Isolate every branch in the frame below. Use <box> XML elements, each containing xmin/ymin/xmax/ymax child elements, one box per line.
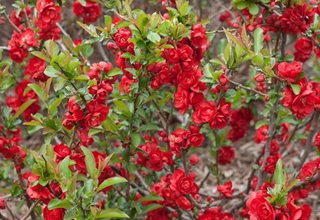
<box><xmin>256</xmin><ymin>80</ymin><xmax>280</xmax><ymax>189</ymax></box>
<box><xmin>297</xmin><ymin>112</ymin><xmax>319</xmax><ymax>170</ymax></box>
<box><xmin>227</xmin><ymin>78</ymin><xmax>267</xmax><ymax>97</ymax></box>
<box><xmin>21</xmin><ymin>202</ymin><xmax>38</xmax><ymax>220</ymax></box>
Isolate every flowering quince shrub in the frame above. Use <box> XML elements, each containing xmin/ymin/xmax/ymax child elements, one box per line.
<box><xmin>0</xmin><ymin>0</ymin><xmax>320</xmax><ymax>219</ymax></box>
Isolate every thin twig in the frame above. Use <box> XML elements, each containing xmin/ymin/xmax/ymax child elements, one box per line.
<box><xmin>21</xmin><ymin>202</ymin><xmax>38</xmax><ymax>220</ymax></box>
<box><xmin>297</xmin><ymin>112</ymin><xmax>319</xmax><ymax>170</ymax></box>
<box><xmin>227</xmin><ymin>78</ymin><xmax>267</xmax><ymax>97</ymax></box>
<box><xmin>4</xmin><ymin>12</ymin><xmax>21</xmax><ymax>33</ymax></box>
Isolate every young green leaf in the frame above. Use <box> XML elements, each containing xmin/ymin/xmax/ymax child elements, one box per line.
<box><xmin>254</xmin><ymin>28</ymin><xmax>263</xmax><ymax>53</ymax></box>
<box><xmin>97</xmin><ymin>176</ymin><xmax>127</xmax><ymax>192</ymax></box>
<box><xmin>291</xmin><ymin>84</ymin><xmax>301</xmax><ymax>95</ymax></box>
<box><xmin>14</xmin><ymin>99</ymin><xmax>36</xmax><ymax>118</ymax></box>
<box><xmin>96</xmin><ymin>208</ymin><xmax>129</xmax><ymax>219</ymax></box>
<box><xmin>273</xmin><ymin>159</ymin><xmax>284</xmax><ymax>187</ymax></box>
<box><xmin>81</xmin><ymin>146</ymin><xmax>98</xmax><ymax>178</ymax></box>
<box><xmin>48</xmin><ymin>198</ymin><xmax>72</xmax><ymax>210</ymax></box>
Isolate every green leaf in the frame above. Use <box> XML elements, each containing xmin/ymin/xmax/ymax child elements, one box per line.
<box><xmin>81</xmin><ymin>146</ymin><xmax>97</xmax><ymax>178</ymax></box>
<box><xmin>253</xmin><ymin>28</ymin><xmax>263</xmax><ymax>53</ymax></box>
<box><xmin>58</xmin><ymin>156</ymin><xmax>73</xmax><ymax>179</ymax></box>
<box><xmin>97</xmin><ymin>176</ymin><xmax>127</xmax><ymax>192</ymax></box>
<box><xmin>131</xmin><ymin>133</ymin><xmax>141</xmax><ymax>148</ymax></box>
<box><xmin>78</xmin><ymin>0</ymin><xmax>86</xmax><ymax>6</ymax></box>
<box><xmin>248</xmin><ymin>3</ymin><xmax>259</xmax><ymax>15</ymax></box>
<box><xmin>147</xmin><ymin>31</ymin><xmax>161</xmax><ymax>44</ymax></box>
<box><xmin>255</xmin><ymin>120</ymin><xmax>268</xmax><ymax>129</ymax></box>
<box><xmin>81</xmin><ymin>44</ymin><xmax>94</xmax><ymax>59</ymax></box>
<box><xmin>96</xmin><ymin>208</ymin><xmax>129</xmax><ymax>219</ymax></box>
<box><xmin>273</xmin><ymin>159</ymin><xmax>284</xmax><ymax>187</ymax></box>
<box><xmin>143</xmin><ymin>204</ymin><xmax>162</xmax><ymax>214</ymax></box>
<box><xmin>104</xmin><ymin>15</ymin><xmax>112</xmax><ymax>30</ymax></box>
<box><xmin>44</xmin><ymin>66</ymin><xmax>60</xmax><ymax>77</ymax></box>
<box><xmin>49</xmin><ymin>97</ymin><xmax>64</xmax><ymax>114</ymax></box>
<box><xmin>31</xmin><ymin>51</ymin><xmax>50</xmax><ymax>62</ymax></box>
<box><xmin>108</xmin><ymin>68</ymin><xmax>122</xmax><ymax>77</ymax></box>
<box><xmin>48</xmin><ymin>198</ymin><xmax>71</xmax><ymax>210</ymax></box>
<box><xmin>14</xmin><ymin>99</ymin><xmax>36</xmax><ymax>118</ymax></box>
<box><xmin>28</xmin><ymin>83</ymin><xmax>46</xmax><ymax>103</ymax></box>
<box><xmin>177</xmin><ymin>1</ymin><xmax>189</xmax><ymax>16</ymax></box>
<box><xmin>291</xmin><ymin>84</ymin><xmax>301</xmax><ymax>95</ymax></box>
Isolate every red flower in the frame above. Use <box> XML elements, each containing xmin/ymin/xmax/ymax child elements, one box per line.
<box><xmin>0</xmin><ymin>198</ymin><xmax>5</xmax><ymax>209</ymax></box>
<box><xmin>286</xmin><ymin>199</ymin><xmax>312</xmax><ymax>220</ymax></box>
<box><xmin>36</xmin><ymin>0</ymin><xmax>62</xmax><ymax>29</ymax></box>
<box><xmin>73</xmin><ymin>0</ymin><xmax>101</xmax><ymax>23</ymax></box>
<box><xmin>282</xmin><ymin>79</ymin><xmax>320</xmax><ymax>119</ymax></box>
<box><xmin>218</xmin><ymin>146</ymin><xmax>235</xmax><ymax>165</ymax></box>
<box><xmin>162</xmin><ymin>48</ymin><xmax>180</xmax><ymax>64</ymax></box>
<box><xmin>280</xmin><ymin>3</ymin><xmax>315</xmax><ymax>34</ymax></box>
<box><xmin>170</xmin><ymin>169</ymin><xmax>198</xmax><ymax>195</ymax></box>
<box><xmin>174</xmin><ymin>87</ymin><xmax>189</xmax><ymax>114</ymax></box>
<box><xmin>8</xmin><ymin>29</ymin><xmax>38</xmax><ymax>63</ymax></box>
<box><xmin>192</xmin><ymin>101</ymin><xmax>217</xmax><ymax>124</ymax></box>
<box><xmin>210</xmin><ymin>100</ymin><xmax>231</xmax><ymax>129</ymax></box>
<box><xmin>298</xmin><ymin>158</ymin><xmax>320</xmax><ymax>181</ymax></box>
<box><xmin>120</xmin><ymin>75</ymin><xmax>136</xmax><ymax>94</ymax></box>
<box><xmin>43</xmin><ymin>206</ymin><xmax>65</xmax><ymax>220</ymax></box>
<box><xmin>9</xmin><ymin>46</ymin><xmax>28</xmax><ymax>63</ymax></box>
<box><xmin>24</xmin><ymin>57</ymin><xmax>48</xmax><ymax>82</ymax></box>
<box><xmin>189</xmin><ymin>154</ymin><xmax>199</xmax><ymax>165</ymax></box>
<box><xmin>191</xmin><ymin>24</ymin><xmax>209</xmax><ymax>49</ymax></box>
<box><xmin>146</xmin><ymin>208</ymin><xmax>171</xmax><ymax>220</ymax></box>
<box><xmin>217</xmin><ymin>181</ymin><xmax>234</xmax><ymax>198</ymax></box>
<box><xmin>198</xmin><ymin>207</ymin><xmax>234</xmax><ymax>220</ymax></box>
<box><xmin>294</xmin><ymin>37</ymin><xmax>313</xmax><ymax>62</ymax></box>
<box><xmin>54</xmin><ymin>144</ymin><xmax>71</xmax><ymax>162</ymax></box>
<box><xmin>176</xmin><ymin>196</ymin><xmax>193</xmax><ymax>210</ymax></box>
<box><xmin>246</xmin><ymin>191</ymin><xmax>275</xmax><ymax>220</ymax></box>
<box><xmin>263</xmin><ymin>155</ymin><xmax>280</xmax><ymax>174</ymax></box>
<box><xmin>113</xmin><ymin>28</ymin><xmax>132</xmax><ymax>50</ymax></box>
<box><xmin>255</xmin><ymin>125</ymin><xmax>269</xmax><ymax>144</ymax></box>
<box><xmin>85</xmin><ymin>100</ymin><xmax>109</xmax><ymax>127</ymax></box>
<box><xmin>277</xmin><ymin>61</ymin><xmax>303</xmax><ymax>83</ymax></box>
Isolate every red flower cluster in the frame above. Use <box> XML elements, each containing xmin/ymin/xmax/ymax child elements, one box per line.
<box><xmin>10</xmin><ymin>7</ymin><xmax>32</xmax><ymax>28</ymax></box>
<box><xmin>294</xmin><ymin>38</ymin><xmax>314</xmax><ymax>62</ymax></box>
<box><xmin>6</xmin><ymin>80</ymin><xmax>40</xmax><ymax>121</ymax></box>
<box><xmin>198</xmin><ymin>207</ymin><xmax>234</xmax><ymax>220</ymax></box>
<box><xmin>0</xmin><ymin>127</ymin><xmax>26</xmax><ymax>169</ymax></box>
<box><xmin>168</xmin><ymin>126</ymin><xmax>204</xmax><ymax>156</ymax></box>
<box><xmin>73</xmin><ymin>0</ymin><xmax>102</xmax><ymax>23</ymax></box>
<box><xmin>8</xmin><ymin>28</ymin><xmax>38</xmax><ymax>63</ymax></box>
<box><xmin>107</xmin><ymin>26</ymin><xmax>138</xmax><ymax>93</ymax></box>
<box><xmin>246</xmin><ymin>191</ymin><xmax>275</xmax><ymax>220</ymax></box>
<box><xmin>280</xmin><ymin>3</ymin><xmax>315</xmax><ymax>34</ymax></box>
<box><xmin>35</xmin><ymin>0</ymin><xmax>62</xmax><ymax>40</ymax></box>
<box><xmin>277</xmin><ymin>61</ymin><xmax>303</xmax><ymax>83</ymax></box>
<box><xmin>192</xmin><ymin>99</ymin><xmax>231</xmax><ymax>129</ymax></box>
<box><xmin>298</xmin><ymin>158</ymin><xmax>320</xmax><ymax>181</ymax></box>
<box><xmin>151</xmin><ymin>168</ymin><xmax>199</xmax><ymax>211</ymax></box>
<box><xmin>24</xmin><ymin>57</ymin><xmax>48</xmax><ymax>82</ymax></box>
<box><xmin>217</xmin><ymin>146</ymin><xmax>235</xmax><ymax>165</ymax></box>
<box><xmin>136</xmin><ymin>138</ymin><xmax>173</xmax><ymax>172</ymax></box>
<box><xmin>227</xmin><ymin>107</ymin><xmax>253</xmax><ymax>142</ymax></box>
<box><xmin>148</xmin><ymin>24</ymin><xmax>209</xmax><ymax>115</ymax></box>
<box><xmin>282</xmin><ymin>79</ymin><xmax>320</xmax><ymax>119</ymax></box>
<box><xmin>63</xmin><ymin>62</ymin><xmax>114</xmax><ymax>145</ymax></box>
<box><xmin>217</xmin><ymin>181</ymin><xmax>234</xmax><ymax>198</ymax></box>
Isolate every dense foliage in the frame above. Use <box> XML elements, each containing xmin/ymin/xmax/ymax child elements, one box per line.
<box><xmin>0</xmin><ymin>0</ymin><xmax>320</xmax><ymax>219</ymax></box>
